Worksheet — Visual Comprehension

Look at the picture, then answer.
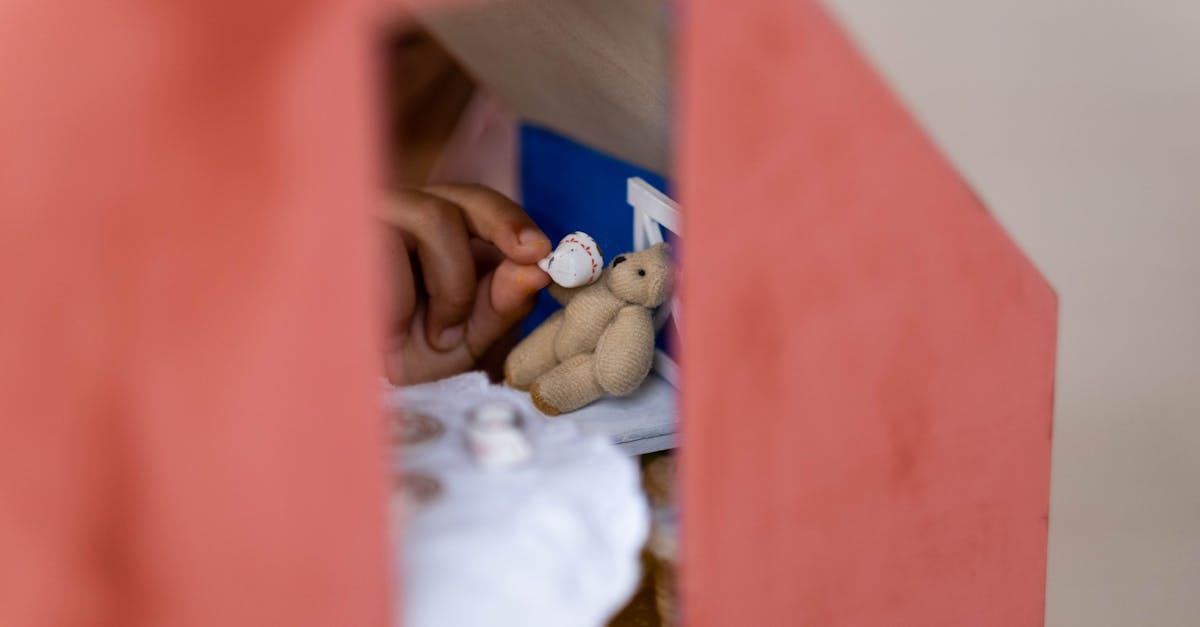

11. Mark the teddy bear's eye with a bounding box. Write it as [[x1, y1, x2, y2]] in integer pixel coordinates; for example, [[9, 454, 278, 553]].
[[637, 269, 646, 277]]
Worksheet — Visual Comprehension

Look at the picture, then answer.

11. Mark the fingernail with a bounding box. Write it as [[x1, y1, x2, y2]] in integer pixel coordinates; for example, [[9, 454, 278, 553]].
[[436, 325, 464, 349], [520, 228, 549, 249]]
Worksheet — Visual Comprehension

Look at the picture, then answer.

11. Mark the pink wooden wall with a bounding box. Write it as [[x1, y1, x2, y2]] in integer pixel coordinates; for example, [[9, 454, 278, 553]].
[[0, 1, 390, 624], [0, 0, 1055, 624], [678, 1, 1057, 625]]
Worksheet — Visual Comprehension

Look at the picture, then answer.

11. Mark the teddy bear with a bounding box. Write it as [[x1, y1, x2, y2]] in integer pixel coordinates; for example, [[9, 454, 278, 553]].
[[505, 243, 672, 415]]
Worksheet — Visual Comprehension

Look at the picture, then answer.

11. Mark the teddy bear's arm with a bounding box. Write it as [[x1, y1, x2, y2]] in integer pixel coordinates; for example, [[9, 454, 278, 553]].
[[593, 305, 656, 396]]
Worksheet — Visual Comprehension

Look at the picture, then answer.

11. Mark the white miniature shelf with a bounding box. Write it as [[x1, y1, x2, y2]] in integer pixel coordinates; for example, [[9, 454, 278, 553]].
[[562, 373, 676, 455]]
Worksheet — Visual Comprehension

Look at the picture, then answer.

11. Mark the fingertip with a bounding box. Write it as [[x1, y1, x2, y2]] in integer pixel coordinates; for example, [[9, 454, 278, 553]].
[[517, 263, 552, 296], [496, 225, 550, 264], [519, 227, 552, 259], [522, 264, 552, 291], [425, 313, 466, 351], [462, 262, 547, 359], [491, 262, 549, 313], [427, 302, 472, 350], [436, 325, 464, 350]]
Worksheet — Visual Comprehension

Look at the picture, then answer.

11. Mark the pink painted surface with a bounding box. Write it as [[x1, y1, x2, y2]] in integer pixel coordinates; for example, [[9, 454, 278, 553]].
[[0, 0, 1058, 622], [678, 2, 1057, 625], [0, 1, 390, 625]]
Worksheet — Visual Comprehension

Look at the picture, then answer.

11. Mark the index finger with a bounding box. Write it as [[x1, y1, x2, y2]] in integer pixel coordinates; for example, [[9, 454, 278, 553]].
[[382, 190, 478, 350], [421, 184, 552, 264]]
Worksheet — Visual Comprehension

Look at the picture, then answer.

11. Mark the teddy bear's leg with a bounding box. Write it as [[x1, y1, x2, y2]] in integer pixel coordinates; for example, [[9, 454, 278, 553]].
[[529, 354, 603, 416], [504, 311, 564, 390]]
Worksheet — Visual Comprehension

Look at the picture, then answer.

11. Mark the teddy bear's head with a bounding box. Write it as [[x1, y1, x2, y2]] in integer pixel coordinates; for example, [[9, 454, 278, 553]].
[[604, 243, 673, 308]]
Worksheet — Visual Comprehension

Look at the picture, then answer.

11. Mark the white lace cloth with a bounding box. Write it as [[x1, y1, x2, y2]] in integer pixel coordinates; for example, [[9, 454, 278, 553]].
[[388, 373, 648, 627]]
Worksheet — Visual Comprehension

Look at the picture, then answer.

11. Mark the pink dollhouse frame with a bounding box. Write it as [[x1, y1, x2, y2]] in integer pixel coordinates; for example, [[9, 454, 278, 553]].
[[679, 3, 1056, 625], [0, 0, 1054, 624]]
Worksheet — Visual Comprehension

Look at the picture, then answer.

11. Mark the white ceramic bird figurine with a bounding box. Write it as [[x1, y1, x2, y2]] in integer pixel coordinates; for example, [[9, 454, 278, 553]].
[[537, 232, 604, 288]]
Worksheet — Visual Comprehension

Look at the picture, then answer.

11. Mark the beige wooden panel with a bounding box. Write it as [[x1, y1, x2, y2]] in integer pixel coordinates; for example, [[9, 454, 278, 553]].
[[411, 0, 671, 174]]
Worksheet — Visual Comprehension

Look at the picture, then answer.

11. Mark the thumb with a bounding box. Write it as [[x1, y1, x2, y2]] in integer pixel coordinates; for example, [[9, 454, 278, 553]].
[[464, 260, 550, 358]]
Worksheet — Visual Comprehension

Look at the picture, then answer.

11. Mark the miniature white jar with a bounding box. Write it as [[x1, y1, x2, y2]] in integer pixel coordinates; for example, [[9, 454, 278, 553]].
[[537, 232, 604, 288], [465, 402, 533, 469]]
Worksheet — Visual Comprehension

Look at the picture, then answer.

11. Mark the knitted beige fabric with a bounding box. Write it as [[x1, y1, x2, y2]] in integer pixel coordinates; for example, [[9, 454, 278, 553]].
[[594, 307, 655, 395], [504, 311, 563, 391], [530, 354, 602, 416], [506, 243, 672, 415]]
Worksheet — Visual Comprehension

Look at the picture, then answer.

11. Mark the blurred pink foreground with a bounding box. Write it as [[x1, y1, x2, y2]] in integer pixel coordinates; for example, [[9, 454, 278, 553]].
[[0, 1, 390, 624], [0, 0, 1056, 625]]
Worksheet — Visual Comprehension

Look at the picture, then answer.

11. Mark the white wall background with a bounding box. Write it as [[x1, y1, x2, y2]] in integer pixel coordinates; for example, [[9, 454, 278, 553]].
[[821, 1, 1200, 624]]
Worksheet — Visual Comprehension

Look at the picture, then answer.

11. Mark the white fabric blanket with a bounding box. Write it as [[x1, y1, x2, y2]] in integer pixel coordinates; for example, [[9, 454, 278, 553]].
[[388, 373, 648, 627]]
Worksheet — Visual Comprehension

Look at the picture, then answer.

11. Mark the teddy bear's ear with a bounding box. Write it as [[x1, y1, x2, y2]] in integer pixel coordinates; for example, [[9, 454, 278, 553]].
[[641, 242, 673, 306], [648, 271, 672, 307]]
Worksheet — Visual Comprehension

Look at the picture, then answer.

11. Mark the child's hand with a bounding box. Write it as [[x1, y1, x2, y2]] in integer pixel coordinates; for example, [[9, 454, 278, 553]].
[[381, 184, 552, 384]]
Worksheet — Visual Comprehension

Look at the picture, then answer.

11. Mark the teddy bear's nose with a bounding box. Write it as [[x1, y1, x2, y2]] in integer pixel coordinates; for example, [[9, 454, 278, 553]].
[[611, 255, 627, 267]]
